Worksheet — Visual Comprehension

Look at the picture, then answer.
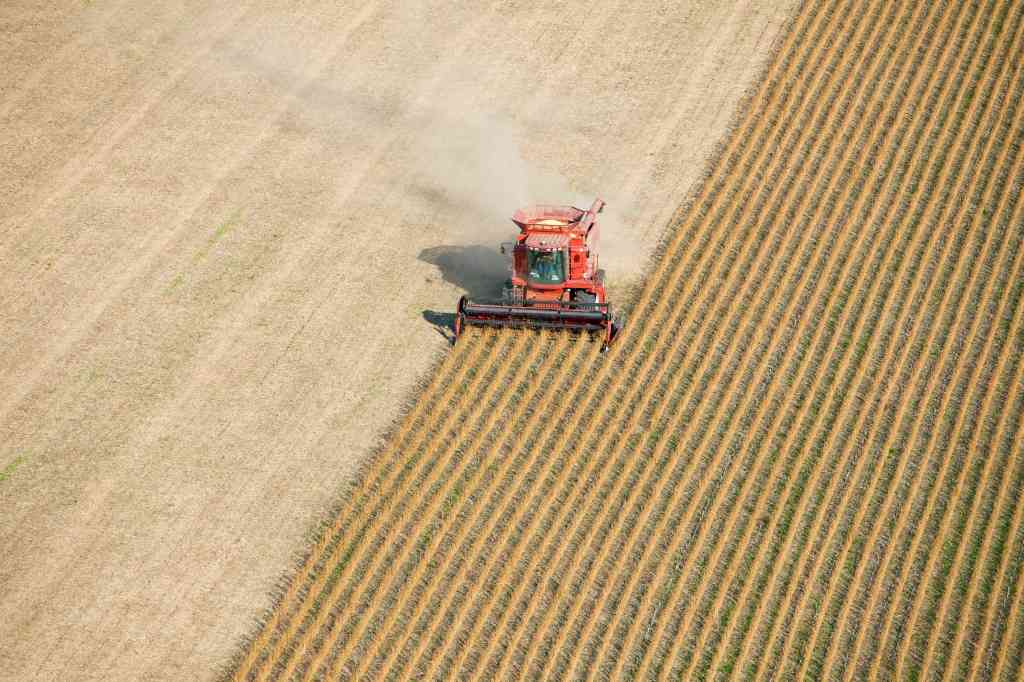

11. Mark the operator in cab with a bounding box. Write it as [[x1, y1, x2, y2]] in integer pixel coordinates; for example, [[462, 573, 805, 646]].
[[529, 249, 564, 284]]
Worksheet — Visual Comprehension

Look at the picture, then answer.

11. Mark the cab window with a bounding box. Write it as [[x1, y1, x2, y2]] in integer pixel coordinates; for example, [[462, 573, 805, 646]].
[[527, 249, 565, 284]]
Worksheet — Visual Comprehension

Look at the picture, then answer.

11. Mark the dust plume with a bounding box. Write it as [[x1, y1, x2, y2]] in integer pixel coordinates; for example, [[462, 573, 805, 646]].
[[213, 12, 647, 289]]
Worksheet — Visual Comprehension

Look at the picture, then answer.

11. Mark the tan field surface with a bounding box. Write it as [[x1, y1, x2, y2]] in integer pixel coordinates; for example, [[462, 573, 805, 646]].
[[231, 0, 1024, 679], [0, 0, 795, 679]]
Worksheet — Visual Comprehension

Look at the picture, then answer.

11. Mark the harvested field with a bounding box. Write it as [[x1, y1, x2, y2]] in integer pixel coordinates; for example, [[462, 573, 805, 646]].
[[0, 0, 793, 680], [233, 0, 1024, 679]]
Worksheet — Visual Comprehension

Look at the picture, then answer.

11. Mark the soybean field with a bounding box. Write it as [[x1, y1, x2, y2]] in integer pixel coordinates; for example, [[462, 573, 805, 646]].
[[233, 0, 1024, 678]]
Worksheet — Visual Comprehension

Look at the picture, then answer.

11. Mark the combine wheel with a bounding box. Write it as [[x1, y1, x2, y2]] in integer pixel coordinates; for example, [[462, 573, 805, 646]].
[[454, 296, 466, 343]]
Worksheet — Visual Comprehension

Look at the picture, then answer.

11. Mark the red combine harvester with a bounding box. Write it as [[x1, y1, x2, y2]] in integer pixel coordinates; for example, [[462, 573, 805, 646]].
[[455, 198, 617, 348]]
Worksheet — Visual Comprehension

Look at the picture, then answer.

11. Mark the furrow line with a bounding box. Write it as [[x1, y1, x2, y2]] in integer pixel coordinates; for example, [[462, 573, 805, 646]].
[[682, 4, 956, 676], [508, 3, 889, 676], [760, 0, 1005, 674], [988, 439, 1024, 681], [786, 3, 1022, 677], [952, 294, 1024, 680], [898, 106, 1024, 682], [312, 332, 560, 680], [663, 0, 983, 671], [282, 331, 532, 680], [845, 44, 1024, 680], [921, 279, 1024, 681], [374, 336, 597, 680], [880, 195, 1024, 678], [730, 3, 994, 675], [690, 1, 970, 676], [339, 333, 580, 678], [566, 1, 918, 677], [267, 329, 509, 679]]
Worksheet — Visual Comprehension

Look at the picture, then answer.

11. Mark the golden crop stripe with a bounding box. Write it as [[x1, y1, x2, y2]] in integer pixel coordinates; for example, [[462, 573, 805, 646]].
[[841, 135, 1024, 682], [761, 0, 1007, 667], [377, 337, 599, 679], [978, 438, 1024, 680], [950, 314, 1024, 678], [908, 233, 1024, 679], [745, 0, 1015, 675], [408, 339, 618, 678], [320, 332, 564, 679], [810, 161, 1024, 681], [690, 1, 963, 676], [765, 0, 1003, 667], [835, 21, 1024, 677], [261, 329, 506, 680], [866, 161, 1024, 677], [866, 233, 1024, 677], [278, 330, 526, 680], [373, 338, 597, 678], [579, 0, 934, 676], [883, 50, 1024, 682], [606, 1, 937, 675]]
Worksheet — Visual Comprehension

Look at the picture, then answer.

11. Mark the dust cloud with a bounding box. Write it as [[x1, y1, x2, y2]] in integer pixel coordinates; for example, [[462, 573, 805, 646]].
[[215, 11, 648, 289], [403, 97, 647, 288]]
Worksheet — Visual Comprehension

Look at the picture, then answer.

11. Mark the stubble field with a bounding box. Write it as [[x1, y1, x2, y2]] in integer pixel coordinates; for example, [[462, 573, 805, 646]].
[[233, 0, 1024, 679]]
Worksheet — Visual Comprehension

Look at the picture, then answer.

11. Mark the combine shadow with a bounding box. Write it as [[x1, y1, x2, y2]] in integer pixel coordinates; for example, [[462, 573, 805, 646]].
[[419, 244, 510, 344], [418, 245, 508, 300], [422, 310, 456, 343]]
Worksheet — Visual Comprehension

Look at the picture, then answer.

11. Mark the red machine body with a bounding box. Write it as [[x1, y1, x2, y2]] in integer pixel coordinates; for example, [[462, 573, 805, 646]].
[[455, 198, 616, 347]]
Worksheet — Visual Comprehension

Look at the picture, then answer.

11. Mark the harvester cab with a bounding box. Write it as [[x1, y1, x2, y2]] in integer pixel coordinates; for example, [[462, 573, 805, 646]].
[[454, 198, 617, 348]]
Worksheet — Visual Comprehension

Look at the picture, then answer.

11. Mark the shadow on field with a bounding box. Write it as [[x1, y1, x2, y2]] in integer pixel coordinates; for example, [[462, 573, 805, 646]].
[[418, 245, 508, 300], [422, 310, 456, 343]]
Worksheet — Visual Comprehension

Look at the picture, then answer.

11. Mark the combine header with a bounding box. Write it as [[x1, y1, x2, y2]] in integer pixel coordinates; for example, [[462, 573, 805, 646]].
[[455, 198, 617, 348]]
